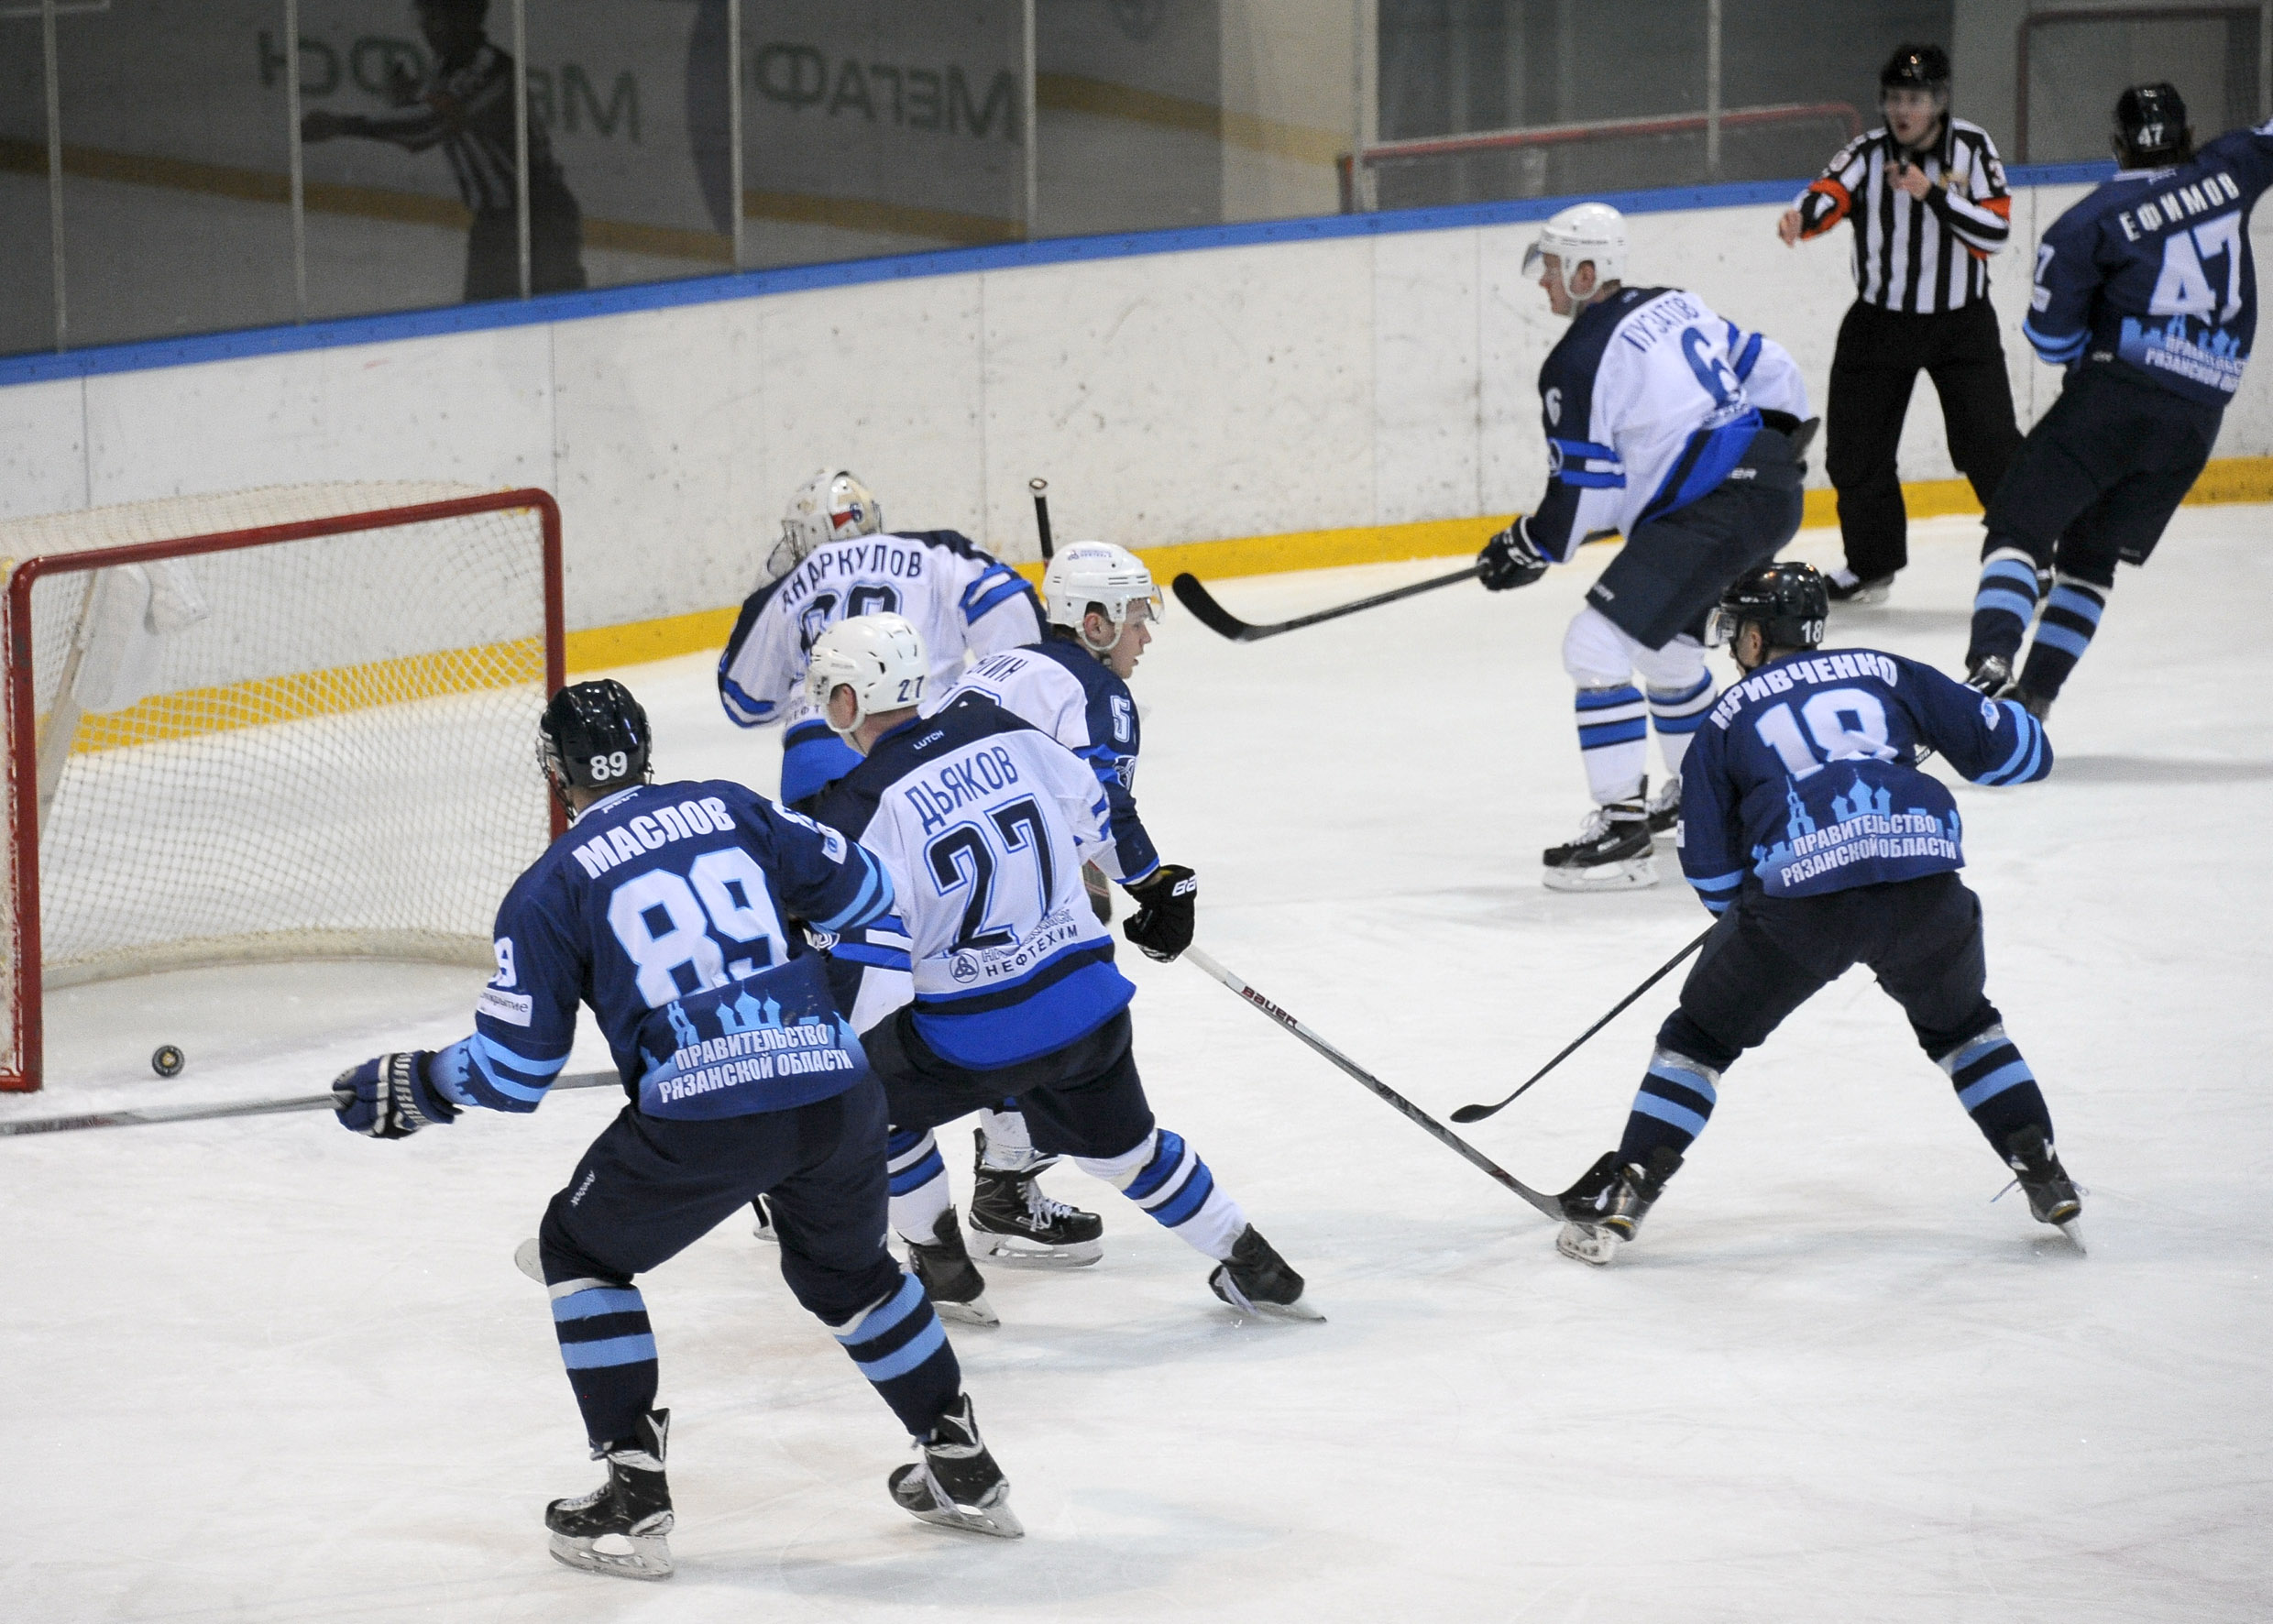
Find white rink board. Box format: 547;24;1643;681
10;181;2271;635
2;513;2268;1621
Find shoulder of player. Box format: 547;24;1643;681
894;528;1002;565
1945;118;2003;156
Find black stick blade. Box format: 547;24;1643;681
1171;572;1258;641
1447;1104;1491;1125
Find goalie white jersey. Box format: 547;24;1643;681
717;529;1045;804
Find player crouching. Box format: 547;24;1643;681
802;613;1316;1323
1554;564;2082;1265
330;679;1019;1579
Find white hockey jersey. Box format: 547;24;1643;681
1521;286;1810;559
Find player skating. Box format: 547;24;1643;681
926;541;1195;1268
1475;202;1815;891
802;613;1311;1325
1963;88;2273;719
718;469;1045;808
1554;563;2078;1266
330;680;1019;1579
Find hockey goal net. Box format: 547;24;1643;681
0;484;566;1092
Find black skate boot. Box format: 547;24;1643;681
969;1136;1104;1266
907;1208;998;1326
2016;687;2055;724
545;1410;674;1581
1555;1147;1684;1266
1644;773;1683;839
750;1192;777;1244
890;1393;1023;1538
2001;1127;2084;1252
1965;653;2015;697
1208;1224;1323;1321
1825;567;1894;605
1543;796;1656;892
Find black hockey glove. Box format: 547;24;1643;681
1122;864;1197;962
333;1051;458;1139
1477;522;1550;591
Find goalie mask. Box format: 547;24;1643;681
804;612;928;737
539;679;653;801
763;469;884;587
1043;541;1163;653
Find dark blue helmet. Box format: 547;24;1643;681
2114;83;2191;168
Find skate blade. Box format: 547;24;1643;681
1210;1269;1325;1322
514;1237;544;1284
1543;856;1658;893
931;1291;1000;1327
2053;1217;2087;1256
972;1231;1104;1267
751;1219;779;1244
906;1494;1026;1540
548;1531;673;1581
1556;1222;1622;1267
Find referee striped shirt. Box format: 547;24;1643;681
1794;117;2012;313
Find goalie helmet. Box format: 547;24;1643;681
1707;561;1828;653
2114;82;2191;168
763;469;884;586
803;612;928;736
1043;541;1163;651
538;679;652;796
1521;202;1626;299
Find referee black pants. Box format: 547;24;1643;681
1826;300;2023;580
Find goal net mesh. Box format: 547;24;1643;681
1;484;562;1089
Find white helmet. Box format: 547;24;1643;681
1043;541;1163;653
1521;202;1627;300
803;612;928;736
763;469;884;586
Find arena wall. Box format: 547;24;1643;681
5;168;2268;665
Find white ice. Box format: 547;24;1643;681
4;509;2268;1622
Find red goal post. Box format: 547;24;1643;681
1;488;566;1092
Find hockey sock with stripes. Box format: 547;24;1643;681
1575;683;1648;804
976;1103;1048;1172
1935;1024;2053;1150
1615;1048;1721;1164
1645;672;1716;781
1967;543;2042;667
2015;574;2108;700
828;1272;961;1438
1075;1127;1247;1261
886;1127;953;1243
549;1276;661;1448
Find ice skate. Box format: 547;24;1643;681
545;1410;674;1581
751;1192;778;1244
2016;688;2055;724
889;1394;1023;1538
1543;799;1656;892
1554;1147;1683;1267
1208;1223;1322;1321
1964;653;2015;697
1644;773;1683;840
969;1140;1104;1266
2001;1128;2085;1253
906;1208;999;1326
1825;568;1893;606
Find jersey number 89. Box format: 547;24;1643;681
605;849;788;1006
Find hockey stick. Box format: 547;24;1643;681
1448;927;1712;1125
0;1068;620;1137
1170;562;1483;643
1182;946;1562;1219
1029;477;1054;561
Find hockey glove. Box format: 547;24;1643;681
1122;865;1197;961
1477;522;1550;592
333;1051;458;1139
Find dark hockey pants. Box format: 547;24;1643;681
1827;299;2023;580
1619;873;2053;1166
537;1078;960;1448
1967;365;2222;701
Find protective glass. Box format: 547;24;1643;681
1703;605;1740;648
1521;238;1548;279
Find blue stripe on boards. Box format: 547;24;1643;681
1958;1059;2034;1110
854;1313;948;1382
2032;621;2092;658
1579;719;1649;749
1974;587;2037;623
560;1333;659;1370
553;1288;646;1322
1576;686;1643;712
1631;1092;1708;1138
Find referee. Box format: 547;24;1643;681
1779;44;2021;604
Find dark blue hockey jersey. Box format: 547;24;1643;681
427;779;894;1116
2025;119;2273;406
1678;649;2051;911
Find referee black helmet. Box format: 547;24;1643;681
2114;83;2192;168
1880;44;1950;93
539;679;653;796
1709;562;1829;653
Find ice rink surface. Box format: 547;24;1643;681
5;510;2269;1623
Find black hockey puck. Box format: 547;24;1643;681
150;1044;185;1079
